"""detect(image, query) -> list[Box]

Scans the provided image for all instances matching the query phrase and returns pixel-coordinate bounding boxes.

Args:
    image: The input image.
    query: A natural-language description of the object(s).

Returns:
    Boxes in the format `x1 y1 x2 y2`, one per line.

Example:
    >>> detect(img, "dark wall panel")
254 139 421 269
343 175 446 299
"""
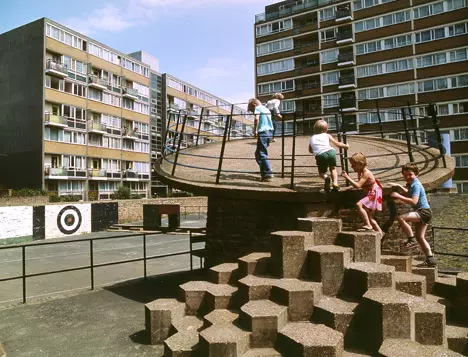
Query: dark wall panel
91 202 119 232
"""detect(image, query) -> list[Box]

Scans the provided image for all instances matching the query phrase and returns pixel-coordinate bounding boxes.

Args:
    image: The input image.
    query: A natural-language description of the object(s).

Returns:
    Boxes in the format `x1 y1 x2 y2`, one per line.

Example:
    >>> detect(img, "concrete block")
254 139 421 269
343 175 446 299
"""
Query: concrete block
172 316 203 334
240 300 288 348
379 339 464 357
336 231 381 263
180 281 216 315
206 284 238 311
308 245 352 296
395 272 427 297
199 324 250 357
381 255 413 273
271 279 322 321
238 253 271 278
164 331 199 357
456 273 468 325
412 265 438 294
344 262 395 298
446 324 468 355
270 231 314 279
434 275 457 301
145 298 185 345
241 347 282 357
313 296 359 339
413 300 446 346
238 275 277 304
203 309 239 328
210 263 239 285
297 217 342 245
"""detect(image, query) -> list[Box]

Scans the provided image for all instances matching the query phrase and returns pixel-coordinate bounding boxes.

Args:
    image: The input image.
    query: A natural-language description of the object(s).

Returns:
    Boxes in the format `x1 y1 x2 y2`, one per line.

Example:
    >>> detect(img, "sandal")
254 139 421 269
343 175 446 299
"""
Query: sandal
403 238 418 249
357 227 374 232
416 256 437 267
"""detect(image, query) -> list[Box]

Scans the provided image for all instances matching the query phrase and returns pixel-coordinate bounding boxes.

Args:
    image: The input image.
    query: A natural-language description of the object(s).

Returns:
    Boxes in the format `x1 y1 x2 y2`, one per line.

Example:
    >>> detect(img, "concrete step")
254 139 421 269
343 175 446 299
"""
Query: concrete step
238 275 277 304
271 279 322 321
434 275 457 301
343 348 372 356
336 231 382 263
199 324 250 357
206 284 239 311
171 316 203 335
379 338 464 357
277 322 344 356
240 300 288 348
426 293 457 323
238 253 271 279
412 263 438 294
145 298 186 345
343 263 395 299
456 273 468 325
313 296 359 343
297 217 342 245
446 324 468 355
381 255 413 273
395 272 427 297
361 288 424 351
413 300 446 346
210 263 239 285
164 331 199 357
179 281 217 315
203 309 239 328
308 245 353 296
241 347 282 357
270 231 314 279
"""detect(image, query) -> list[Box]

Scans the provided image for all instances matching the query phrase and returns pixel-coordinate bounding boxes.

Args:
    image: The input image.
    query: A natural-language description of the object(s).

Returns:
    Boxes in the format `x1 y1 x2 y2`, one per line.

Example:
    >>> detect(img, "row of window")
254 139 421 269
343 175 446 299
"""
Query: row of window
46 156 150 173
414 0 467 19
355 10 410 33
256 39 294 56
416 22 468 43
257 58 295 76
46 23 150 78
258 80 294 95
357 58 413 78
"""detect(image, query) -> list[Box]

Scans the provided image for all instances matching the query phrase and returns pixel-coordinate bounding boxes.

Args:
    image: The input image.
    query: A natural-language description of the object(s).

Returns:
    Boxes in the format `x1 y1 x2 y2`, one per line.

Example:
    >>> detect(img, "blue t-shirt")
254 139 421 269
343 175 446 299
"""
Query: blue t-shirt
408 178 430 209
255 105 274 133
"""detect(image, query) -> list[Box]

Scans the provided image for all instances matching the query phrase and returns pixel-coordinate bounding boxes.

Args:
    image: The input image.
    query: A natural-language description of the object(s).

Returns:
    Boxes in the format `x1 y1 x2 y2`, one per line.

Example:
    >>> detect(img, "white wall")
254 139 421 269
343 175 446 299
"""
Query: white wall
0 206 33 239
45 203 91 239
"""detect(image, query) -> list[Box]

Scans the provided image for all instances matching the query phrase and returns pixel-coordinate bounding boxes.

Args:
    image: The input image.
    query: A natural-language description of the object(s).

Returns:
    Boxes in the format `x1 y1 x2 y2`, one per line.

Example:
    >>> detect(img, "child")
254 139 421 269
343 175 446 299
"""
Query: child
390 163 436 267
342 153 383 235
266 92 284 143
309 119 349 191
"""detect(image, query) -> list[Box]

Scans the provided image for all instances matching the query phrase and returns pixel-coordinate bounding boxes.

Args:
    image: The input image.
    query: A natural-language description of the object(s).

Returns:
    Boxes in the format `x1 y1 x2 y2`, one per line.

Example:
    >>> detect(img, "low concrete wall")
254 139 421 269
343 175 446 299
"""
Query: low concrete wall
0 196 49 207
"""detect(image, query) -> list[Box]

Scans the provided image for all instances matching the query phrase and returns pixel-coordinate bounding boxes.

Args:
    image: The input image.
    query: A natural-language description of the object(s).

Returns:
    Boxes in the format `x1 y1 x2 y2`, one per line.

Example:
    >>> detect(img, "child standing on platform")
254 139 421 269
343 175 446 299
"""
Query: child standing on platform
266 92 284 143
389 163 437 267
309 119 349 191
342 153 383 235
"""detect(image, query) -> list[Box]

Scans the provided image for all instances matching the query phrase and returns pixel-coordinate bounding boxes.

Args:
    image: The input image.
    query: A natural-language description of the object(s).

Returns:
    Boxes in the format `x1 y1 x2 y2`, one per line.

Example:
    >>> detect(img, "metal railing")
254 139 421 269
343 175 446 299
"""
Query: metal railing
46 59 68 75
123 87 139 97
88 75 108 87
338 52 354 63
0 230 204 304
44 113 68 126
337 30 353 41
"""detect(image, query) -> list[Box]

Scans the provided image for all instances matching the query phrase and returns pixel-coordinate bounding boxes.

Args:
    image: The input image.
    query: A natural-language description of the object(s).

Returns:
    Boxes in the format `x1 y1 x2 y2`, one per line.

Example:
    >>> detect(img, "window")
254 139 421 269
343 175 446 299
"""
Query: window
322 71 340 85
320 49 339 63
257 58 294 76
255 19 293 37
452 128 468 141
354 11 410 32
46 23 86 50
357 59 412 77
323 94 339 108
280 101 296 113
320 7 336 20
415 0 468 18
455 182 468 193
358 83 414 100
256 38 294 56
321 28 337 42
258 80 294 95
418 75 468 92
353 0 393 10
356 35 411 55
455 155 468 167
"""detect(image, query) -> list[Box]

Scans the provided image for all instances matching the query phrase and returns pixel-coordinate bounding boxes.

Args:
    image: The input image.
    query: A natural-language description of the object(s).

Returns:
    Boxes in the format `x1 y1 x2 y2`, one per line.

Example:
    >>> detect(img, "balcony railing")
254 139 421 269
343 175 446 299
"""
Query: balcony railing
123 87 139 98
337 30 353 42
46 59 68 76
88 75 108 88
336 8 352 20
44 166 87 178
340 97 357 109
123 129 139 138
88 168 107 178
338 52 354 63
44 113 68 126
88 121 107 133
339 76 355 86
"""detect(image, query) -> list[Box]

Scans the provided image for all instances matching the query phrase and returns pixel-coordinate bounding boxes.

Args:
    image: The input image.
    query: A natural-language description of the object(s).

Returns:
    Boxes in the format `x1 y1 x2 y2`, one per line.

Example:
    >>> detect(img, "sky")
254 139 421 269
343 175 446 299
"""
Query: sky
0 0 269 106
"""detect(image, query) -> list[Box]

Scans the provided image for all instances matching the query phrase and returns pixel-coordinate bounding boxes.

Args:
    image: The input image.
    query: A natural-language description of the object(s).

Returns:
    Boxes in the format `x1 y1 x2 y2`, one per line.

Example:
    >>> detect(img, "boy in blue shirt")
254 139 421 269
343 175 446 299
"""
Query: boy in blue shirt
390 163 436 267
248 98 274 182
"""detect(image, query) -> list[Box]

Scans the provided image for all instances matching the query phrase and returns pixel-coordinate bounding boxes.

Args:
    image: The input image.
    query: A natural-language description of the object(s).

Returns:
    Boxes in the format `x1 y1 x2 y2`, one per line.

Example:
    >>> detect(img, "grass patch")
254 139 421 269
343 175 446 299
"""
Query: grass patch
0 236 34 246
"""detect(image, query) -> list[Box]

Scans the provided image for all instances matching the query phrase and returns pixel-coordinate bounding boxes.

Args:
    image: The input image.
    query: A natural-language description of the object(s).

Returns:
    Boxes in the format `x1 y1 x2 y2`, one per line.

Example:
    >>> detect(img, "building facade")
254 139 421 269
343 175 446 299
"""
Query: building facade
254 0 468 191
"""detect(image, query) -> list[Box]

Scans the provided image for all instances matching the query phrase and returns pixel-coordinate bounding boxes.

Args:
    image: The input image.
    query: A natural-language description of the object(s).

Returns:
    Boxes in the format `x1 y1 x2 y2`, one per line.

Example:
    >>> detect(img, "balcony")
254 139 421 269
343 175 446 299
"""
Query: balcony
255 0 319 23
88 168 107 179
340 97 357 112
336 30 354 45
335 8 353 22
44 166 87 179
123 128 139 140
338 76 356 89
122 87 139 100
88 121 108 134
122 170 150 180
88 75 108 90
45 59 68 78
293 41 319 55
338 52 355 67
44 113 68 128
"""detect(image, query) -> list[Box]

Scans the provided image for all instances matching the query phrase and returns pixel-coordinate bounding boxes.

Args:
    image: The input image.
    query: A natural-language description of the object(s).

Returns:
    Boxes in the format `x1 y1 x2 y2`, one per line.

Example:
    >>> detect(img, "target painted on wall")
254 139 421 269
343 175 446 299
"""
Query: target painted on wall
45 204 91 238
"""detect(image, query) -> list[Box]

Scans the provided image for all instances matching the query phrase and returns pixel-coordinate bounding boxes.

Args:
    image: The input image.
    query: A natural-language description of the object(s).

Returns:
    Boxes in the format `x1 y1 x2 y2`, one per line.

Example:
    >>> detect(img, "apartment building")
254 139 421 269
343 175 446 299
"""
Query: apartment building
254 0 468 192
0 18 152 200
162 73 255 149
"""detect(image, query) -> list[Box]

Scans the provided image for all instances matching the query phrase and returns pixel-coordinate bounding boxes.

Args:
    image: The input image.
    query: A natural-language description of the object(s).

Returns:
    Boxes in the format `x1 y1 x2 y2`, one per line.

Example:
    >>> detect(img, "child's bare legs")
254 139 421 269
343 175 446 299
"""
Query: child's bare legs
319 171 328 180
369 210 383 236
329 166 338 186
396 212 416 237
415 222 433 257
356 201 372 229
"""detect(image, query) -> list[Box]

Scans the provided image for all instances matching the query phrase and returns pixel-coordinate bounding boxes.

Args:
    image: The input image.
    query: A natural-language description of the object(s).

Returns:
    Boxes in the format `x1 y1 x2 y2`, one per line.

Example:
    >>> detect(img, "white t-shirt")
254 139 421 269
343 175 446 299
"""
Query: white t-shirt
310 133 332 155
266 99 281 114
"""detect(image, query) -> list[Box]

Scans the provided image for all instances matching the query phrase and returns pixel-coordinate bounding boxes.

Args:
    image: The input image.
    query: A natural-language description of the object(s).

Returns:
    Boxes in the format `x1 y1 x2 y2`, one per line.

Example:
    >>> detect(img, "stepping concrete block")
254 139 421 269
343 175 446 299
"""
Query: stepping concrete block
344 262 395 298
313 296 359 339
308 245 352 296
413 300 446 346
434 275 457 301
342 349 373 356
203 309 239 328
381 255 412 273
164 331 199 357
456 273 468 324
238 253 271 278
297 217 342 246
395 272 427 297
241 347 282 357
336 231 381 263
277 322 344 357
362 289 424 350
238 275 277 304
271 279 322 321
379 339 464 357
240 300 288 348
199 324 250 357
446 324 468 355
172 316 203 334
210 263 239 285
270 231 314 279
426 294 457 322
145 298 185 345
206 284 238 311
180 281 216 315
412 265 437 293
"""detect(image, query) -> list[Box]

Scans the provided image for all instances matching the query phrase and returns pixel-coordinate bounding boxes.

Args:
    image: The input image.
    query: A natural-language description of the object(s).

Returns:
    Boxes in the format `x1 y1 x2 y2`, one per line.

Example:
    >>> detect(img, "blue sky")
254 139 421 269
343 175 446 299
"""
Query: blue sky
0 0 269 106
